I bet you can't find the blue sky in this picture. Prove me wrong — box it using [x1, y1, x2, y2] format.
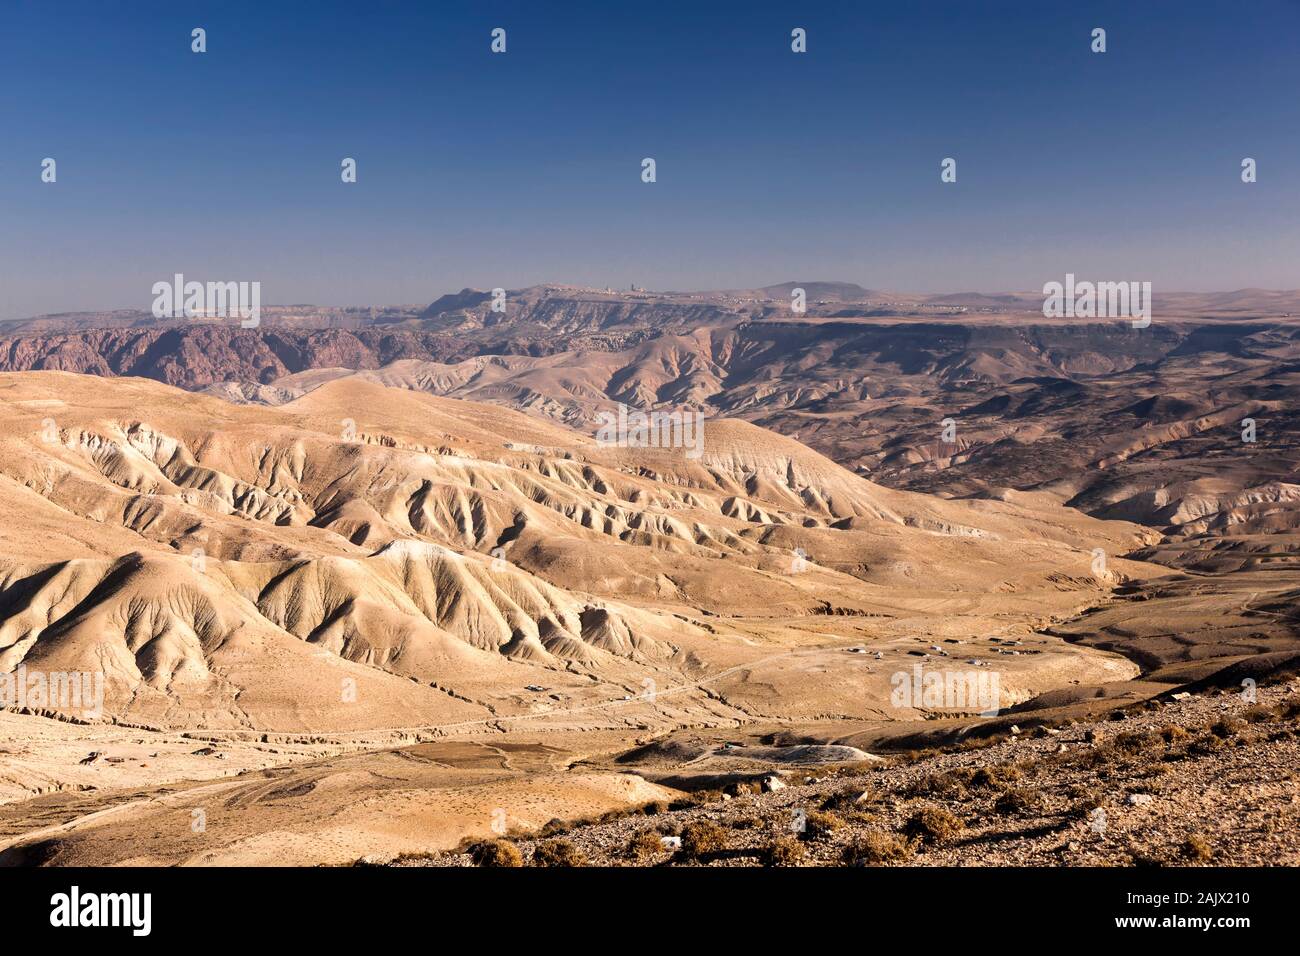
[1, 0, 1298, 318]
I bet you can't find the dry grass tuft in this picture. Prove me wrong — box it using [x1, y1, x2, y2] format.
[993, 787, 1046, 816]
[905, 768, 974, 799]
[903, 806, 964, 845]
[531, 839, 587, 867]
[1181, 834, 1213, 863]
[970, 764, 1021, 790]
[468, 839, 523, 868]
[1158, 725, 1189, 744]
[626, 830, 664, 862]
[842, 832, 915, 866]
[679, 820, 728, 858]
[763, 837, 806, 867]
[800, 810, 845, 841]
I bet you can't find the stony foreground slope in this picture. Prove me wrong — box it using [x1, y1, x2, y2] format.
[409, 677, 1300, 868]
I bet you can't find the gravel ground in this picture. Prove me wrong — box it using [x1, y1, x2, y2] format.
[396, 680, 1300, 867]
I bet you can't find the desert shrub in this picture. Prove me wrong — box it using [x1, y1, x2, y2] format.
[905, 769, 973, 799]
[1188, 733, 1223, 756]
[1211, 718, 1246, 738]
[729, 814, 764, 830]
[1241, 705, 1277, 724]
[842, 808, 878, 825]
[842, 832, 915, 866]
[901, 748, 941, 764]
[820, 784, 874, 812]
[993, 787, 1046, 816]
[1112, 729, 1159, 753]
[601, 803, 652, 824]
[1067, 746, 1111, 770]
[1181, 835, 1213, 863]
[538, 817, 569, 837]
[800, 810, 845, 841]
[817, 788, 877, 826]
[531, 839, 586, 867]
[1279, 696, 1300, 720]
[1158, 725, 1190, 744]
[903, 806, 964, 845]
[680, 820, 728, 858]
[763, 837, 805, 867]
[627, 831, 664, 862]
[640, 800, 669, 816]
[971, 764, 1021, 790]
[468, 839, 523, 868]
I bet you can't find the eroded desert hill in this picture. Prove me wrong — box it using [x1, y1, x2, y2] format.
[261, 318, 1300, 572]
[0, 371, 1154, 733]
[4, 286, 1298, 578]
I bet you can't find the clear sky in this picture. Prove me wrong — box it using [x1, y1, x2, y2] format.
[2, 0, 1298, 318]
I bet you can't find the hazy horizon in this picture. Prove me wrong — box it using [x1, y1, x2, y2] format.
[3, 0, 1298, 320]
[10, 279, 1300, 323]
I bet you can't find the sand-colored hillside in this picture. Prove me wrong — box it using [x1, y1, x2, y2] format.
[0, 371, 1156, 739]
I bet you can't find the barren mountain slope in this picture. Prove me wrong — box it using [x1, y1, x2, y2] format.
[5, 286, 1298, 576]
[261, 317, 1300, 574]
[0, 372, 1153, 734]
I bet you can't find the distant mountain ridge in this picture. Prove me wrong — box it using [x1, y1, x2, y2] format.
[7, 283, 1298, 334]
